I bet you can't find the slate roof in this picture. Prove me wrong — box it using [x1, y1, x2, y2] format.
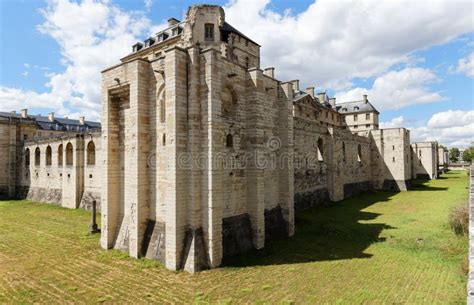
[335, 100, 379, 114]
[0, 111, 101, 132]
[293, 91, 334, 110]
[222, 22, 260, 46]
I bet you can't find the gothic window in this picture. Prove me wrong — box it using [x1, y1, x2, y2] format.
[58, 144, 63, 166]
[46, 146, 52, 166]
[317, 138, 324, 162]
[205, 23, 214, 41]
[222, 86, 237, 117]
[87, 141, 96, 165]
[66, 142, 73, 166]
[35, 147, 40, 166]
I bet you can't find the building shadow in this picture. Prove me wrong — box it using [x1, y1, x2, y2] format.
[222, 181, 451, 269]
[222, 191, 397, 268]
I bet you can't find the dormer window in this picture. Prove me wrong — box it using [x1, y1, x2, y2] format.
[171, 27, 182, 36]
[205, 23, 214, 41]
[157, 33, 169, 42]
[132, 42, 143, 52]
[144, 37, 155, 47]
[354, 106, 359, 111]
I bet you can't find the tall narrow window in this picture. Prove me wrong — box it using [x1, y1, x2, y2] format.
[226, 134, 233, 148]
[46, 145, 52, 166]
[354, 114, 358, 121]
[58, 144, 63, 166]
[357, 144, 362, 163]
[87, 141, 96, 165]
[25, 148, 30, 166]
[35, 147, 40, 166]
[245, 56, 249, 68]
[160, 98, 166, 123]
[366, 113, 370, 120]
[317, 138, 324, 161]
[204, 23, 214, 41]
[342, 142, 346, 162]
[162, 133, 166, 146]
[66, 142, 73, 166]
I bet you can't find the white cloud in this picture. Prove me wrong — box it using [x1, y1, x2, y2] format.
[379, 116, 407, 129]
[225, 0, 473, 90]
[385, 110, 474, 148]
[335, 68, 447, 111]
[0, 0, 154, 121]
[455, 52, 474, 77]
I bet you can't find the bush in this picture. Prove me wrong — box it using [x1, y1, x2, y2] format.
[449, 203, 469, 235]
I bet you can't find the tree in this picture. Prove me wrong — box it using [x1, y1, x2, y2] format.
[463, 146, 474, 163]
[449, 147, 460, 163]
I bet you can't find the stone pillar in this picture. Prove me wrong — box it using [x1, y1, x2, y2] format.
[279, 82, 295, 236]
[164, 46, 189, 270]
[247, 68, 266, 249]
[128, 59, 151, 258]
[201, 48, 223, 268]
[100, 73, 122, 249]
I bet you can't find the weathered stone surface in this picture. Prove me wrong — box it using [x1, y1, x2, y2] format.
[143, 220, 166, 263]
[382, 179, 411, 191]
[264, 206, 288, 242]
[222, 214, 254, 259]
[343, 181, 371, 198]
[294, 188, 330, 211]
[79, 191, 101, 212]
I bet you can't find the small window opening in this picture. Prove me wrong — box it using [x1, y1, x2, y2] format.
[204, 23, 214, 41]
[226, 134, 233, 148]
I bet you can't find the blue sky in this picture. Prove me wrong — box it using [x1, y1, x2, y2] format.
[0, 0, 473, 147]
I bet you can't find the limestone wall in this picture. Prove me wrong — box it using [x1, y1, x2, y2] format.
[0, 122, 12, 198]
[411, 141, 438, 180]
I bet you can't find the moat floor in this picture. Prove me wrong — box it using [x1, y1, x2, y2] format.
[0, 171, 469, 304]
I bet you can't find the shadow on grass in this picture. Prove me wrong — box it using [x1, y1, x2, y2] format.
[223, 191, 395, 268]
[411, 179, 449, 191]
[223, 183, 448, 268]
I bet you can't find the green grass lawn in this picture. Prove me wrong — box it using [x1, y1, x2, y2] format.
[0, 171, 469, 304]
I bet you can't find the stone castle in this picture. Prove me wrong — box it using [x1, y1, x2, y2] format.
[0, 5, 449, 272]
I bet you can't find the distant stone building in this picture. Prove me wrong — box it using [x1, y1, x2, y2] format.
[0, 109, 100, 199]
[411, 141, 439, 180]
[3, 4, 446, 273]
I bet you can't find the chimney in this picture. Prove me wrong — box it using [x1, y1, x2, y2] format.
[48, 112, 54, 122]
[21, 109, 28, 118]
[363, 94, 368, 103]
[305, 87, 314, 98]
[329, 97, 336, 107]
[168, 18, 180, 27]
[263, 67, 275, 78]
[317, 92, 326, 104]
[79, 116, 85, 125]
[290, 80, 299, 92]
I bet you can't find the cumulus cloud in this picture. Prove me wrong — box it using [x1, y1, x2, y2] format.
[334, 68, 447, 111]
[225, 0, 473, 89]
[455, 52, 474, 77]
[0, 0, 154, 121]
[383, 110, 474, 148]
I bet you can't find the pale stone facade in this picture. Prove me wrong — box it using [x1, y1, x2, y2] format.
[1, 4, 447, 273]
[411, 141, 439, 180]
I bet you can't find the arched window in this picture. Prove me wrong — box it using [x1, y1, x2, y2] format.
[317, 138, 324, 161]
[46, 146, 52, 166]
[358, 144, 362, 162]
[35, 147, 41, 166]
[25, 148, 30, 166]
[87, 141, 96, 165]
[226, 134, 233, 148]
[58, 144, 63, 166]
[342, 142, 346, 162]
[221, 86, 237, 117]
[66, 142, 73, 166]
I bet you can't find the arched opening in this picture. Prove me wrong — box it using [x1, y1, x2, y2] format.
[25, 148, 30, 166]
[226, 134, 233, 148]
[342, 142, 346, 162]
[46, 146, 52, 166]
[358, 144, 362, 162]
[58, 144, 63, 166]
[221, 86, 237, 117]
[317, 138, 323, 161]
[66, 142, 73, 166]
[87, 141, 96, 165]
[34, 147, 40, 166]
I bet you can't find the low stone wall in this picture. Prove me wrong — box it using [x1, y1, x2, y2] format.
[343, 181, 372, 198]
[468, 166, 474, 304]
[26, 187, 62, 205]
